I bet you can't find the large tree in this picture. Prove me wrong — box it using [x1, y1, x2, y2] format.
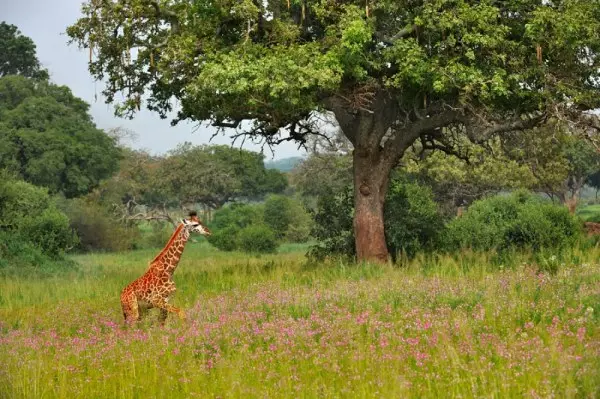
[68, 0, 600, 262]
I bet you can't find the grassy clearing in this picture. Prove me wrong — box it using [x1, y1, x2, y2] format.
[577, 204, 600, 223]
[0, 243, 599, 398]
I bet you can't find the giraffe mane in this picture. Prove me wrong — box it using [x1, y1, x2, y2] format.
[150, 223, 185, 264]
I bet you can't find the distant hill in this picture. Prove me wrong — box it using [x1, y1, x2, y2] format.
[264, 156, 304, 172]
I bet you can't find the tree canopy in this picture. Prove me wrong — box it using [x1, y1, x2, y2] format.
[0, 75, 121, 198]
[68, 0, 600, 262]
[0, 22, 48, 80]
[157, 143, 287, 208]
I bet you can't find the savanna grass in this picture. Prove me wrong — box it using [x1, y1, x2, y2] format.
[1, 242, 599, 398]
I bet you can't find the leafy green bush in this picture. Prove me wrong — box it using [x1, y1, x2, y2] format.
[309, 187, 355, 259]
[264, 195, 313, 242]
[208, 203, 278, 253]
[210, 203, 264, 230]
[264, 195, 293, 239]
[0, 174, 78, 258]
[0, 231, 77, 277]
[237, 224, 278, 254]
[445, 191, 581, 253]
[309, 178, 444, 260]
[385, 179, 445, 258]
[207, 225, 240, 252]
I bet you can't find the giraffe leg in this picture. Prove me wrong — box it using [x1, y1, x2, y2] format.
[120, 292, 140, 324]
[149, 298, 186, 322]
[158, 308, 168, 326]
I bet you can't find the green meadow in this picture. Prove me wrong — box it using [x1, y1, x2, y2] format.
[1, 243, 599, 398]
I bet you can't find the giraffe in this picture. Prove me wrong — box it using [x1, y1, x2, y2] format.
[120, 211, 211, 325]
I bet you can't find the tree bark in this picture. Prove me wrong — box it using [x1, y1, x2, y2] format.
[353, 146, 392, 263]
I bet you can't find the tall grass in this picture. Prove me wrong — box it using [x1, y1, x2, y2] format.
[1, 243, 599, 398]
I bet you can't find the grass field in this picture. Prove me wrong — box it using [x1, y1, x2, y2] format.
[1, 242, 599, 398]
[577, 204, 600, 223]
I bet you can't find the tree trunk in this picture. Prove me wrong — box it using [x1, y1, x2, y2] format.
[353, 147, 392, 263]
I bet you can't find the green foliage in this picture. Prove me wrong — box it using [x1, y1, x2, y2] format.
[264, 195, 313, 242]
[264, 157, 304, 173]
[0, 173, 78, 272]
[0, 232, 77, 277]
[445, 191, 582, 253]
[210, 203, 264, 231]
[404, 141, 536, 213]
[60, 198, 139, 252]
[291, 152, 353, 201]
[310, 178, 443, 260]
[139, 223, 175, 250]
[264, 195, 293, 239]
[157, 144, 287, 208]
[384, 179, 445, 258]
[208, 203, 277, 253]
[0, 75, 121, 198]
[206, 200, 307, 253]
[237, 224, 278, 254]
[68, 0, 600, 130]
[309, 186, 355, 260]
[208, 226, 240, 252]
[0, 22, 48, 79]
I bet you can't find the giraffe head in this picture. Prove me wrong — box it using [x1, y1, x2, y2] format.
[182, 211, 211, 236]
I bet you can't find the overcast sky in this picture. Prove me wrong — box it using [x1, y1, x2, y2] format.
[1, 0, 305, 160]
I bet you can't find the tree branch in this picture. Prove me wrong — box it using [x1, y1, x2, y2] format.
[383, 110, 461, 167]
[465, 112, 547, 143]
[376, 24, 418, 45]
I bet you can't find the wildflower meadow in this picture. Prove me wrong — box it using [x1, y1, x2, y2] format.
[1, 243, 598, 398]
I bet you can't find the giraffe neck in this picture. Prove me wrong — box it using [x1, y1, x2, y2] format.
[148, 224, 190, 276]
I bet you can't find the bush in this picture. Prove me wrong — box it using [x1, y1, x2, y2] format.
[210, 203, 264, 230]
[237, 224, 278, 254]
[61, 198, 139, 252]
[0, 231, 78, 276]
[445, 191, 581, 253]
[208, 225, 240, 252]
[0, 175, 78, 258]
[309, 178, 444, 260]
[264, 195, 313, 242]
[385, 179, 445, 258]
[264, 195, 293, 239]
[208, 203, 279, 253]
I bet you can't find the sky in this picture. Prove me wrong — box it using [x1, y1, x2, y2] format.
[1, 0, 305, 160]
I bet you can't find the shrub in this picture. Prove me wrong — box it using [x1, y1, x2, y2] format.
[210, 203, 264, 230]
[208, 225, 240, 252]
[385, 179, 445, 258]
[0, 231, 77, 277]
[208, 203, 280, 253]
[139, 222, 175, 249]
[237, 224, 278, 254]
[264, 195, 313, 243]
[445, 191, 581, 253]
[264, 195, 293, 239]
[0, 175, 78, 258]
